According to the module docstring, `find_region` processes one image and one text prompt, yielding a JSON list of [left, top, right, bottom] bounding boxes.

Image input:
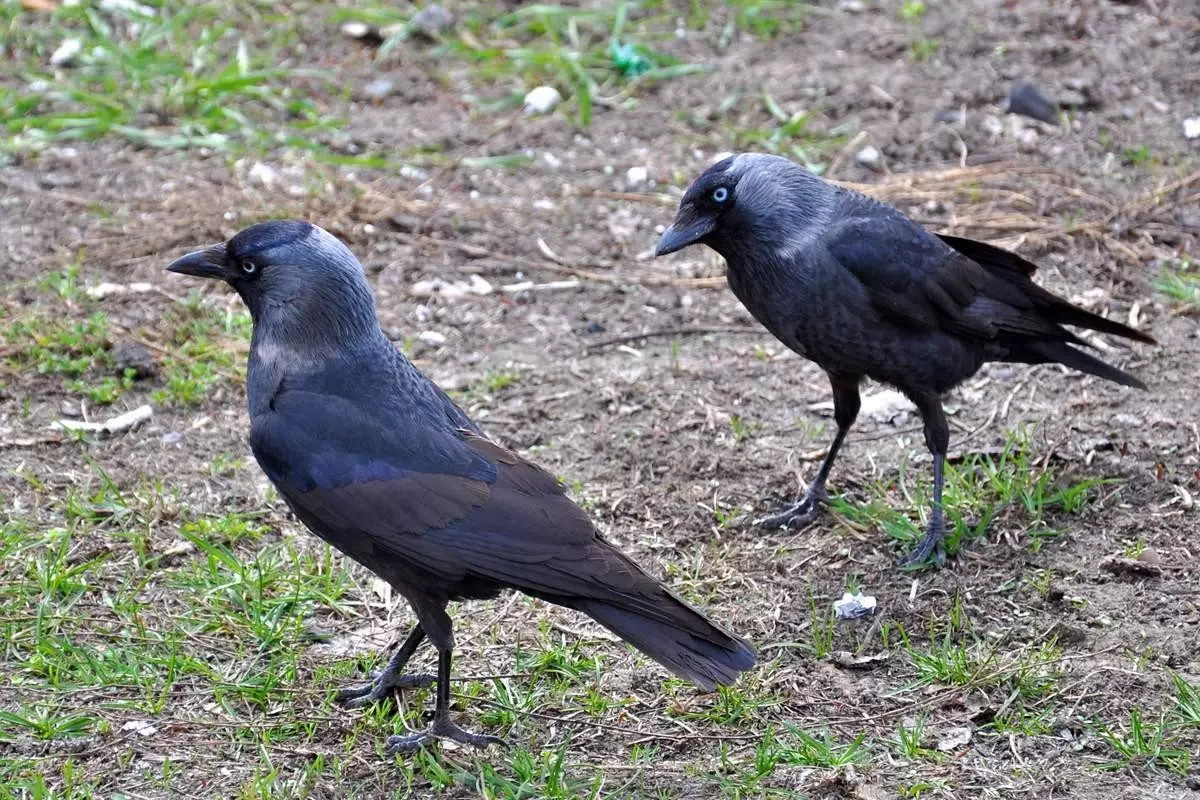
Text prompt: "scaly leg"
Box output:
[[336, 625, 435, 709], [754, 372, 861, 531], [385, 649, 506, 754], [898, 392, 950, 568]]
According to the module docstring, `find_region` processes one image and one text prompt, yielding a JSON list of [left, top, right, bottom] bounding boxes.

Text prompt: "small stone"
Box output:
[[410, 3, 454, 40], [341, 21, 382, 45], [59, 401, 81, 418], [161, 431, 183, 445], [625, 166, 649, 187], [934, 109, 965, 125], [1057, 89, 1088, 109], [362, 78, 394, 102], [854, 145, 882, 171], [50, 38, 82, 67], [982, 114, 1005, 138], [1183, 117, 1200, 140], [1151, 99, 1169, 114], [524, 85, 562, 116], [418, 330, 446, 346], [1006, 81, 1059, 124], [1112, 412, 1140, 428], [837, 0, 865, 10], [1015, 125, 1039, 150], [247, 162, 278, 187], [1121, 107, 1136, 120], [1136, 547, 1162, 566], [111, 340, 157, 380]]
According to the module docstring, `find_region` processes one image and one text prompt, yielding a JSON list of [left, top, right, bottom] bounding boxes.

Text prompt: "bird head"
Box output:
[[167, 220, 382, 361], [655, 153, 830, 260], [167, 219, 375, 320]]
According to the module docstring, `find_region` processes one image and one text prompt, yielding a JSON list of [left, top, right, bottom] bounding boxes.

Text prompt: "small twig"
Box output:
[[583, 327, 762, 352]]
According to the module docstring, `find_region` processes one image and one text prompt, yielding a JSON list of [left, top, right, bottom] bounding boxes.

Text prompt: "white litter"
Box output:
[[833, 591, 877, 620]]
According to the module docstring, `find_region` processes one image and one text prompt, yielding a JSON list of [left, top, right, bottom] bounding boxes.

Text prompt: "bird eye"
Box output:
[[712, 186, 729, 204], [240, 260, 259, 276]]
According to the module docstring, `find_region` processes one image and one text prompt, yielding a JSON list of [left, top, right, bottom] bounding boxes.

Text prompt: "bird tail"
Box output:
[[1025, 340, 1147, 389], [576, 596, 756, 690], [938, 233, 1157, 345]]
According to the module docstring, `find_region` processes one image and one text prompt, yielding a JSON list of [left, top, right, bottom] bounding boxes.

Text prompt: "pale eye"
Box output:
[[712, 186, 729, 203], [240, 260, 259, 275]]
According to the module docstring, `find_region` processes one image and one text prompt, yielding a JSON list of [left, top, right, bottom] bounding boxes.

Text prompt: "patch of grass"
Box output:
[[831, 427, 1112, 560], [151, 294, 250, 406], [728, 413, 761, 444], [905, 633, 1063, 699], [908, 37, 939, 62], [730, 92, 847, 174], [4, 311, 112, 378], [1091, 708, 1191, 776], [2, 1, 332, 153], [1122, 145, 1157, 167], [0, 706, 102, 742], [1154, 257, 1200, 311], [481, 369, 520, 393], [351, 2, 712, 125], [887, 714, 938, 762], [725, 1, 817, 39], [1169, 673, 1200, 729]]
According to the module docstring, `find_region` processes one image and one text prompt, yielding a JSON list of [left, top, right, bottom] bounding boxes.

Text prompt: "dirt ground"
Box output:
[[2, 1, 1199, 798]]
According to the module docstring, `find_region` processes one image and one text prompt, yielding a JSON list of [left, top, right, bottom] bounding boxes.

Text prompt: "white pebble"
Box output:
[[50, 39, 82, 67], [418, 331, 446, 346], [523, 85, 562, 116], [625, 166, 649, 187], [247, 162, 278, 187], [1184, 117, 1200, 140], [854, 145, 882, 170]]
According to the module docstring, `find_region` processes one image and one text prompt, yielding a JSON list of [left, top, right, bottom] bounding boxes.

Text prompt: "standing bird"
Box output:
[[167, 221, 755, 753], [656, 154, 1154, 566]]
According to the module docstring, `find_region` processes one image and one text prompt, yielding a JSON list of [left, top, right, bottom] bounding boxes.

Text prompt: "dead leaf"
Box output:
[[936, 725, 972, 752]]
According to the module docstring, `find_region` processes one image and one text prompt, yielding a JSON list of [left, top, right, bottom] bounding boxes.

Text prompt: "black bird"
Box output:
[[166, 221, 754, 753], [656, 154, 1154, 566]]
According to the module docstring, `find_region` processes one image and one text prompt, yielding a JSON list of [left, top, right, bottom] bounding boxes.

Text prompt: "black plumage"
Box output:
[[656, 153, 1154, 566], [167, 221, 754, 754]]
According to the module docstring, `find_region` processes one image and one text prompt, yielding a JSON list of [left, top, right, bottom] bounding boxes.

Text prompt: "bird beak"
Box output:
[[654, 211, 715, 257], [166, 243, 228, 280]]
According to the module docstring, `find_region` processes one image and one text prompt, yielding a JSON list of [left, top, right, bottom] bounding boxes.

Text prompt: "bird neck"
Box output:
[[245, 277, 389, 408]]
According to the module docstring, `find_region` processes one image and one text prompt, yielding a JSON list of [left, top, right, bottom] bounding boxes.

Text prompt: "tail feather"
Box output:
[[576, 598, 756, 691], [1025, 340, 1147, 389], [940, 233, 1157, 345]]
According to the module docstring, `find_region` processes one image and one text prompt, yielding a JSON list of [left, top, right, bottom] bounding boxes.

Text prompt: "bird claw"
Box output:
[[750, 490, 827, 531], [385, 716, 507, 755], [336, 672, 436, 709], [898, 519, 947, 569]]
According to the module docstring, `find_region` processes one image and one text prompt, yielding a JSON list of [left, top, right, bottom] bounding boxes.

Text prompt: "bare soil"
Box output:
[[2, 1, 1198, 798]]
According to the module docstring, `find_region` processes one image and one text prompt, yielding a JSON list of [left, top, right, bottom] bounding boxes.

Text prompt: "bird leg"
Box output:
[[898, 454, 946, 568], [754, 373, 861, 531], [385, 649, 506, 755], [337, 625, 435, 709], [898, 394, 950, 568]]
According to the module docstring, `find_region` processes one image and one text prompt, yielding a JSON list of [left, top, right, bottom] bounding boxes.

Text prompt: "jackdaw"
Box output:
[[167, 221, 755, 753], [656, 153, 1154, 566]]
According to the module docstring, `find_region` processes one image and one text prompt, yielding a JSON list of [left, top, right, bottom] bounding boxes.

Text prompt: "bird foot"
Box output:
[[750, 489, 827, 531], [386, 715, 507, 755], [336, 671, 436, 709], [898, 518, 947, 569]]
